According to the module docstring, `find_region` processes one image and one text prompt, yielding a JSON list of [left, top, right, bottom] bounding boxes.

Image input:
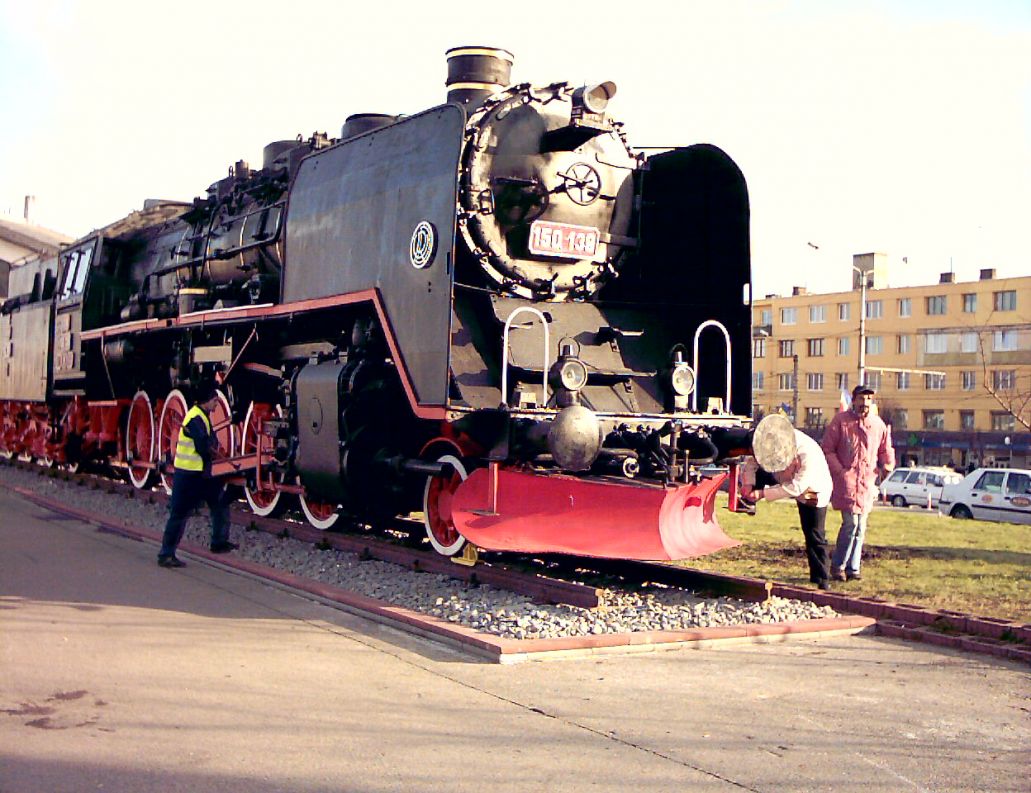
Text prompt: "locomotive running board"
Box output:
[[450, 470, 739, 561]]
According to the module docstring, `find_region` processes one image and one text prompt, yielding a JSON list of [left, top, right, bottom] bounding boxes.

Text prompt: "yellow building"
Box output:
[[751, 254, 1031, 468]]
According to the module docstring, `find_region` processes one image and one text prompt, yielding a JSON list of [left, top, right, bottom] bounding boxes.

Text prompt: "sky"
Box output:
[[1, 0, 1028, 298]]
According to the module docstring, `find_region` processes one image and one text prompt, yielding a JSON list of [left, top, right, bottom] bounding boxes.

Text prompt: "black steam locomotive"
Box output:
[[0, 47, 753, 560]]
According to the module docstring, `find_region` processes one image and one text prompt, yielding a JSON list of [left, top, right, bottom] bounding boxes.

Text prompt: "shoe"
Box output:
[[817, 580, 831, 591], [158, 556, 186, 568], [735, 496, 757, 516], [210, 541, 238, 554], [846, 571, 862, 581], [830, 566, 846, 582]]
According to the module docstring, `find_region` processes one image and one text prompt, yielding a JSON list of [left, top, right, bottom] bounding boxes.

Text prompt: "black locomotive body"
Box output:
[[0, 47, 754, 560]]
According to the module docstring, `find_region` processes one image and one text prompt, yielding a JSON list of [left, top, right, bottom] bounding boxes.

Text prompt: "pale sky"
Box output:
[[2, 0, 1028, 297]]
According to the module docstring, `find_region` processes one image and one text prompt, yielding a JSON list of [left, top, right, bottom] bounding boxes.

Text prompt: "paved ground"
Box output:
[[1, 486, 1028, 792]]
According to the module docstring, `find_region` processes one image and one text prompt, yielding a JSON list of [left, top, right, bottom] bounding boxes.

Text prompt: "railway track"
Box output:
[[3, 457, 1029, 664]]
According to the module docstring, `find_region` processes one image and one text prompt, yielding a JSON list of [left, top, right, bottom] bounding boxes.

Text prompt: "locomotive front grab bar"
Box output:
[[691, 319, 732, 413], [501, 307, 550, 408]]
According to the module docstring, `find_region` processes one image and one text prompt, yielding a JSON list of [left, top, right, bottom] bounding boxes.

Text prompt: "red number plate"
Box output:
[[528, 220, 599, 259]]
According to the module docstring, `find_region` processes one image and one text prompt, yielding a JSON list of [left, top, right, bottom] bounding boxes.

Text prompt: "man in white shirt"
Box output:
[[741, 414, 834, 590]]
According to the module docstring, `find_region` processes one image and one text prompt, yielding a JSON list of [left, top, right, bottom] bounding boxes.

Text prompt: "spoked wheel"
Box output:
[[208, 390, 238, 461], [891, 495, 906, 508], [242, 402, 285, 517], [126, 390, 156, 489], [157, 389, 188, 495], [298, 485, 341, 531], [423, 454, 468, 556]]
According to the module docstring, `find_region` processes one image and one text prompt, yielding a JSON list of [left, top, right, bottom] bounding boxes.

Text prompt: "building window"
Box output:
[[752, 371, 765, 389], [865, 371, 882, 390], [923, 410, 945, 430], [898, 297, 912, 317], [896, 371, 910, 390], [925, 332, 948, 354], [837, 337, 850, 356], [897, 334, 910, 354], [808, 304, 826, 323], [778, 373, 795, 391], [753, 338, 766, 358], [962, 293, 977, 313], [805, 407, 824, 427], [926, 295, 947, 315], [992, 370, 1016, 390], [836, 373, 850, 391], [866, 300, 883, 319], [807, 338, 825, 357], [838, 302, 851, 321], [960, 410, 975, 430], [760, 308, 772, 325], [778, 339, 795, 357], [925, 373, 946, 390], [807, 372, 824, 391], [961, 371, 976, 391], [961, 332, 979, 353], [893, 409, 908, 429], [991, 411, 1016, 432], [865, 336, 883, 355], [994, 290, 1017, 311], [781, 307, 797, 325], [993, 330, 1018, 351]]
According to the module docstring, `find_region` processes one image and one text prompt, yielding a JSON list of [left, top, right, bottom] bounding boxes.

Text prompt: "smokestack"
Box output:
[[445, 46, 513, 107], [23, 195, 34, 224]]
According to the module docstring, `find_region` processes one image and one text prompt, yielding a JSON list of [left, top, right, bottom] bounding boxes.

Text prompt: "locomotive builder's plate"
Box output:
[[528, 220, 599, 258]]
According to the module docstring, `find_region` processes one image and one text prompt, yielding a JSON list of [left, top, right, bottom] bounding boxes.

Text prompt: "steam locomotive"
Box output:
[[0, 47, 755, 561]]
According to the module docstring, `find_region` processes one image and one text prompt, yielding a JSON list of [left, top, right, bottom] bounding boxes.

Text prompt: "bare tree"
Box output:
[[976, 325, 1031, 432]]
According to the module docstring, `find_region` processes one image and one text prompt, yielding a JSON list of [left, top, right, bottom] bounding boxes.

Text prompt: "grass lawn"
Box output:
[[693, 495, 1030, 623]]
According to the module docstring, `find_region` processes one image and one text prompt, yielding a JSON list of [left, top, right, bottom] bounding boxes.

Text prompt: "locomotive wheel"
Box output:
[[423, 454, 468, 556], [242, 402, 285, 517], [298, 488, 341, 531], [157, 389, 188, 494], [126, 390, 156, 490]]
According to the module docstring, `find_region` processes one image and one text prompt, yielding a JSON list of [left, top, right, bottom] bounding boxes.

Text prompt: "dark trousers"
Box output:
[[159, 471, 230, 558], [756, 469, 830, 583]]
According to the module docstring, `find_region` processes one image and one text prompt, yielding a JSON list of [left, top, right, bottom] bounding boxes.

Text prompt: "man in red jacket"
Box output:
[[820, 384, 895, 581]]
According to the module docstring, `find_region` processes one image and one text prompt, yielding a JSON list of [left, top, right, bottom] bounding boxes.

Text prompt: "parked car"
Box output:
[[879, 466, 963, 508], [939, 467, 1031, 524]]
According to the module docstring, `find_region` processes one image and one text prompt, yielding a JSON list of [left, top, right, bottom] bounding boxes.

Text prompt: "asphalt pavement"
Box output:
[[1, 485, 1028, 792]]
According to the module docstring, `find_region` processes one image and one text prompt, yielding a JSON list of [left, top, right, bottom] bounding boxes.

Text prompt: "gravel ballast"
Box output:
[[2, 463, 838, 640]]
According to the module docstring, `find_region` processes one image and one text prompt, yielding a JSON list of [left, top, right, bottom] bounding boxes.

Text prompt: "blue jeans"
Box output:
[[832, 511, 869, 574], [159, 471, 230, 559]]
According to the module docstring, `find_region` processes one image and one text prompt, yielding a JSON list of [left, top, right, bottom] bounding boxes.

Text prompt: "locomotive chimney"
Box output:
[[445, 46, 513, 107]]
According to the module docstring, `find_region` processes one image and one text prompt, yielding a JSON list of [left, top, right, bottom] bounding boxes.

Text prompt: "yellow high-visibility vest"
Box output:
[[174, 405, 211, 472]]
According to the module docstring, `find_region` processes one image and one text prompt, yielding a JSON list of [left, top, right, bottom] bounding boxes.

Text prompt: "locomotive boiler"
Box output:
[[0, 46, 756, 561]]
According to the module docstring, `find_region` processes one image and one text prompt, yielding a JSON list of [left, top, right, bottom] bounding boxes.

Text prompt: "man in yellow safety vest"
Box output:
[[157, 382, 237, 567]]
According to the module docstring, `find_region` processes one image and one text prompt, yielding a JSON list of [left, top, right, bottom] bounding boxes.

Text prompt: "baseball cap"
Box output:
[[852, 384, 875, 399]]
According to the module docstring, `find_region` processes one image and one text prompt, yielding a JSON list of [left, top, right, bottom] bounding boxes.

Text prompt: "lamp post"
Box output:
[[852, 265, 868, 387]]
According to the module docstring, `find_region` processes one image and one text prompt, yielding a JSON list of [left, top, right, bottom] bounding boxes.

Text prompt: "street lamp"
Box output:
[[851, 265, 869, 387]]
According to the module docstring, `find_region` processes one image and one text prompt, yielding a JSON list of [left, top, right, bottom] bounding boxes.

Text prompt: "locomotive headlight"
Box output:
[[558, 358, 589, 392], [572, 81, 618, 116], [670, 363, 696, 397]]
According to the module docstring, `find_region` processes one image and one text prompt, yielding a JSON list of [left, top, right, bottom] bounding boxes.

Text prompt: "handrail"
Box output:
[[691, 319, 732, 413], [501, 307, 550, 408]]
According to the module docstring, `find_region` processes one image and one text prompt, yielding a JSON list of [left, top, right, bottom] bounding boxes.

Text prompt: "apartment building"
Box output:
[[751, 253, 1031, 468]]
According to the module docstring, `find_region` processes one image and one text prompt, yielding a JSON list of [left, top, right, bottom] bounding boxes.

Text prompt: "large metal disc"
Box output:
[[751, 414, 797, 473]]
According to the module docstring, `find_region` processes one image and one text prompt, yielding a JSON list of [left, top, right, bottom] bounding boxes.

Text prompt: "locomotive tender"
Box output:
[[0, 47, 754, 560]]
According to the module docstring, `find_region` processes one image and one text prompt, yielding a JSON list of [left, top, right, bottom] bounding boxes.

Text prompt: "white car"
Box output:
[[879, 466, 963, 509], [939, 467, 1031, 525]]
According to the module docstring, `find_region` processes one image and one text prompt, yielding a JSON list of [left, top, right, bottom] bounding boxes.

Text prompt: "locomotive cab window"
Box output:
[[58, 246, 94, 300]]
